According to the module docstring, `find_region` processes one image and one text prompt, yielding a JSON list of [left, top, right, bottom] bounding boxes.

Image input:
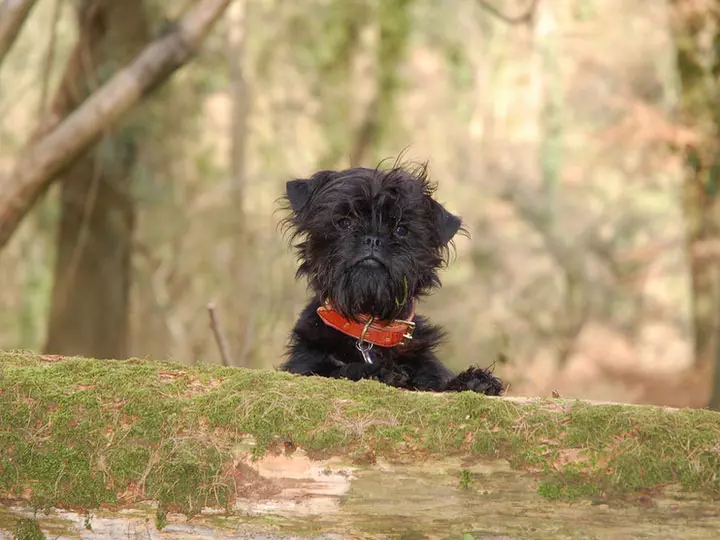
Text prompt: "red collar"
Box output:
[[316, 300, 416, 347]]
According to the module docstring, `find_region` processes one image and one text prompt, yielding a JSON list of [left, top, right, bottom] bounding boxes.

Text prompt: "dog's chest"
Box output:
[[334, 335, 405, 366]]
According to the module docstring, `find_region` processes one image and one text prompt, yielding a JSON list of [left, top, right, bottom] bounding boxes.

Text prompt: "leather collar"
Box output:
[[316, 299, 416, 347]]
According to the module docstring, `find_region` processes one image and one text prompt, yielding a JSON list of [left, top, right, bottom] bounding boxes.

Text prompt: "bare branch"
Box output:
[[207, 302, 232, 367], [0, 0, 39, 69], [0, 0, 232, 250], [476, 0, 538, 25]]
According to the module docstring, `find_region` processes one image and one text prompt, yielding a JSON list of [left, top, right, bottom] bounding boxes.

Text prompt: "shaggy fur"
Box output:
[[278, 163, 504, 396]]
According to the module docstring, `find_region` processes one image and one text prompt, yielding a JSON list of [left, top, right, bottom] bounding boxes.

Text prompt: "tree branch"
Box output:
[[0, 0, 232, 250], [207, 302, 232, 367], [0, 0, 39, 69], [476, 0, 539, 25]]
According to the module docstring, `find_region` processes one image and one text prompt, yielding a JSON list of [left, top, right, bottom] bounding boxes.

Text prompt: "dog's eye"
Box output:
[[395, 225, 408, 236], [337, 217, 352, 230]]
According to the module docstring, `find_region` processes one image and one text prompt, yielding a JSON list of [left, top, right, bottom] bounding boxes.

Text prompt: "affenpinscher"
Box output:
[[278, 163, 504, 396]]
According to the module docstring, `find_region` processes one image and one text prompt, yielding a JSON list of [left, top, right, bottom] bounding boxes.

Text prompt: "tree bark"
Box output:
[[0, 0, 39, 69], [0, 0, 232, 251]]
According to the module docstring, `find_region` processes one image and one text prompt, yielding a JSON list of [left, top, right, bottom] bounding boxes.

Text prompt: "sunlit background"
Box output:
[[1, 0, 717, 408]]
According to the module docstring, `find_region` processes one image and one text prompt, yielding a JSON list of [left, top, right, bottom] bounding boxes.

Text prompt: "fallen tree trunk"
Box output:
[[0, 351, 719, 539]]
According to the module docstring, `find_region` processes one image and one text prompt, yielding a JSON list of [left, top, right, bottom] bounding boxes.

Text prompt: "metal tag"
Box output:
[[356, 340, 374, 364]]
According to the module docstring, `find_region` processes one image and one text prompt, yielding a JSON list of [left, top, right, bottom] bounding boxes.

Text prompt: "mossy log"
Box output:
[[1, 351, 720, 539]]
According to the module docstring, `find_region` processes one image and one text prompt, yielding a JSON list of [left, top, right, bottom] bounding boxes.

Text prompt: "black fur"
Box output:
[[278, 163, 504, 396]]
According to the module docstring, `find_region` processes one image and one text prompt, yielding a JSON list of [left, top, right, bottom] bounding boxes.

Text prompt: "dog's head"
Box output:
[[281, 164, 464, 321]]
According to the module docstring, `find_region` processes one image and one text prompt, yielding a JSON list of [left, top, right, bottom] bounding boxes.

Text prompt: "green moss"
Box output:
[[459, 469, 472, 490], [13, 518, 45, 540], [155, 508, 168, 531], [1, 351, 720, 515]]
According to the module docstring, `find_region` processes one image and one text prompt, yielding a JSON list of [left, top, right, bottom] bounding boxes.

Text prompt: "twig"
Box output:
[[207, 301, 232, 367], [476, 0, 539, 25], [237, 315, 254, 368]]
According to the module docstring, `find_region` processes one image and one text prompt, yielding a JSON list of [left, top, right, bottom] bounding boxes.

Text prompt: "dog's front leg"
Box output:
[[331, 358, 414, 388], [282, 345, 414, 388], [282, 345, 386, 382]]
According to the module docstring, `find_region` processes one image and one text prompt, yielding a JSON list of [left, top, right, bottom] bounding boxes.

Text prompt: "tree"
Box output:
[[317, 0, 415, 167], [0, 0, 231, 250], [43, 0, 149, 359], [668, 1, 720, 409], [0, 0, 232, 357]]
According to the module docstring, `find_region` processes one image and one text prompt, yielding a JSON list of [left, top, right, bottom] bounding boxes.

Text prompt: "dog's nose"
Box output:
[[361, 235, 382, 249]]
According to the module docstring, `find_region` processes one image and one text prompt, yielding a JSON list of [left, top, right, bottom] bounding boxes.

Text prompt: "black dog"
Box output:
[[278, 163, 504, 396]]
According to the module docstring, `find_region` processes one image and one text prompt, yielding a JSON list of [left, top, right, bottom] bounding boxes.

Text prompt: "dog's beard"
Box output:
[[308, 247, 418, 322], [330, 265, 408, 322]]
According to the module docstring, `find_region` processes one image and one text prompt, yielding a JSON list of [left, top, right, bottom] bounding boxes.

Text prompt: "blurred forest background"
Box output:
[[2, 0, 720, 409]]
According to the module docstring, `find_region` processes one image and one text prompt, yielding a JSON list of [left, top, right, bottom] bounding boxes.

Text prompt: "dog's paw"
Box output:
[[372, 365, 411, 388], [338, 362, 411, 388], [339, 362, 383, 381], [443, 365, 504, 396]]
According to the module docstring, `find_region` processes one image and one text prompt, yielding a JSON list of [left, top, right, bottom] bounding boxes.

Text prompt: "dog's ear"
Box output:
[[286, 179, 310, 213], [430, 199, 462, 245], [286, 170, 336, 213]]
